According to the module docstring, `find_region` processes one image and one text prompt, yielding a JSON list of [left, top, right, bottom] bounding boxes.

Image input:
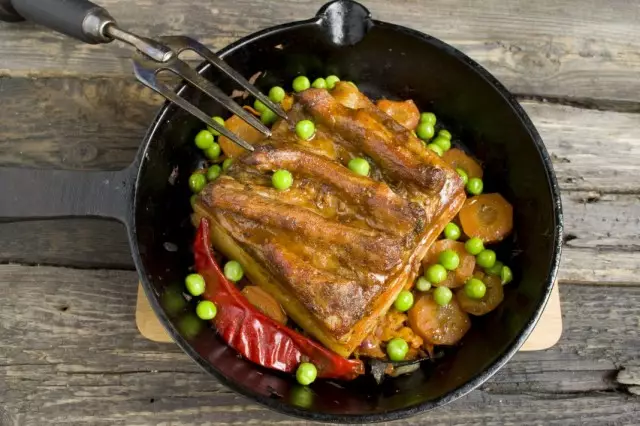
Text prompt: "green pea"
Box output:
[[427, 143, 444, 157], [439, 249, 460, 271], [420, 112, 436, 126], [261, 108, 277, 125], [207, 116, 225, 136], [222, 158, 233, 171], [464, 278, 486, 299], [348, 157, 370, 176], [185, 273, 206, 296], [254, 99, 267, 113], [311, 77, 327, 89], [296, 362, 317, 385], [190, 194, 197, 209], [485, 260, 504, 276], [189, 173, 207, 193], [290, 385, 314, 408], [178, 313, 203, 339], [466, 177, 483, 195], [501, 265, 513, 285], [196, 300, 217, 320], [425, 264, 447, 284], [204, 142, 221, 160], [295, 119, 316, 140], [272, 169, 293, 191], [464, 237, 484, 255], [206, 165, 221, 181], [433, 286, 453, 306], [476, 249, 497, 268], [386, 337, 409, 361], [456, 168, 469, 185], [415, 276, 432, 292], [292, 76, 311, 92], [438, 129, 452, 140], [195, 129, 215, 150], [444, 223, 461, 240], [161, 285, 188, 317], [416, 122, 435, 140], [223, 260, 244, 282], [268, 86, 286, 103], [394, 290, 414, 312], [325, 75, 340, 89], [432, 136, 451, 152]]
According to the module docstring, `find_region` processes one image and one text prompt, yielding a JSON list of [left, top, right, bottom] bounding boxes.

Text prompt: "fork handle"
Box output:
[[7, 0, 115, 44]]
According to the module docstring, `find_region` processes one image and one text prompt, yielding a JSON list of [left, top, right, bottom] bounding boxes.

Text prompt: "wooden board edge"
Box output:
[[520, 283, 562, 351], [135, 281, 562, 351], [135, 285, 173, 343]]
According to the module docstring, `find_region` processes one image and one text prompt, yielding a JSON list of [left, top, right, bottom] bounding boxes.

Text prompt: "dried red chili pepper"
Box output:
[[194, 218, 364, 380]]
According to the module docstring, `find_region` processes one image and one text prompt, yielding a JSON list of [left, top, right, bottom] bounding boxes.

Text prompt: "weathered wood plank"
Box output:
[[0, 264, 637, 425], [0, 77, 161, 170], [1, 0, 640, 102], [2, 191, 638, 284], [522, 100, 640, 193], [0, 219, 132, 269], [1, 78, 639, 194]]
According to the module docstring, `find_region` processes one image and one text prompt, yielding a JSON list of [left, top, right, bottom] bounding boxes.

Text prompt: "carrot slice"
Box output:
[[281, 94, 294, 112], [218, 114, 266, 159], [241, 285, 287, 324], [456, 273, 504, 316], [422, 240, 475, 288], [442, 148, 483, 179], [459, 193, 513, 243], [408, 293, 471, 345], [376, 99, 420, 130]]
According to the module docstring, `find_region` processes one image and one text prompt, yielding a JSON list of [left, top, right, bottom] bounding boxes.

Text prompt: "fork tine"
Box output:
[[133, 64, 255, 152], [170, 59, 272, 137], [173, 36, 288, 120]]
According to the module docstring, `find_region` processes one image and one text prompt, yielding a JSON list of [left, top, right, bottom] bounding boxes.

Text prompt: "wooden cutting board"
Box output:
[[136, 281, 562, 351]]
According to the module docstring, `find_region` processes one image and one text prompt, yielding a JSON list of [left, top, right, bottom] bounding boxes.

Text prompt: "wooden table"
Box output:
[[1, 1, 639, 424]]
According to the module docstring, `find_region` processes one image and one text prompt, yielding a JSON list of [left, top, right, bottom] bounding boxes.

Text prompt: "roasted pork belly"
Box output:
[[194, 82, 466, 356]]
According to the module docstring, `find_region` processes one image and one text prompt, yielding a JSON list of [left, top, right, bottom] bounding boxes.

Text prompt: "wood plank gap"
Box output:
[[515, 94, 640, 114]]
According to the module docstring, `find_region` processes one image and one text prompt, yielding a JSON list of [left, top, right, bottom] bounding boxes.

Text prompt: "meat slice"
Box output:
[[298, 88, 453, 193], [261, 241, 379, 336], [240, 145, 425, 235], [201, 176, 403, 272]]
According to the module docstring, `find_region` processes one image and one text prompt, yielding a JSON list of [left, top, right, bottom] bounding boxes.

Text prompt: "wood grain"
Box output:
[[0, 264, 637, 425], [0, 77, 161, 170], [1, 0, 640, 103], [0, 219, 132, 269], [2, 78, 640, 194]]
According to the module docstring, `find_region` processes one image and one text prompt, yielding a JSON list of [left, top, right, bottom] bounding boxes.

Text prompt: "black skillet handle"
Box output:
[[0, 0, 115, 44], [315, 0, 373, 46], [0, 165, 135, 224]]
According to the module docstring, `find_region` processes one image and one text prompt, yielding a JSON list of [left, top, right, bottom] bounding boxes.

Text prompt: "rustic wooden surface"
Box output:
[[0, 0, 639, 424]]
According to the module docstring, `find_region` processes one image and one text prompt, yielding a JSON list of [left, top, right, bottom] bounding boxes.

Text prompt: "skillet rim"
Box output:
[[130, 14, 564, 424]]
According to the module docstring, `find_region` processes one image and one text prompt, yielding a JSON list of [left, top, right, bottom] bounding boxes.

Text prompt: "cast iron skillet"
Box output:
[[0, 0, 563, 422]]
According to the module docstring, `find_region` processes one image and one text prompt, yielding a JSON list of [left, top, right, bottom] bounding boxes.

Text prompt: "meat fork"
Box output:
[[0, 0, 288, 152]]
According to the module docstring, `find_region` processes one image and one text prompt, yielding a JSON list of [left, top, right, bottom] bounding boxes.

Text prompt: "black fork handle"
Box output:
[[0, 166, 136, 224], [0, 0, 115, 43]]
